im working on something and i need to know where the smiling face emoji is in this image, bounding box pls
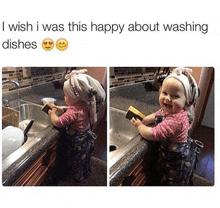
[42,38,54,51]
[56,38,68,51]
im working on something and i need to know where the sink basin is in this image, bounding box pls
[2,103,53,170]
[109,107,141,167]
[16,103,52,138]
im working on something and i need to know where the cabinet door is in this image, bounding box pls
[119,158,148,186]
[13,140,57,186]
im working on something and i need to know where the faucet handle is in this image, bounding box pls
[3,99,9,107]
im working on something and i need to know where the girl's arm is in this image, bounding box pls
[53,105,67,111]
[48,108,63,128]
[130,117,154,141]
[142,113,156,126]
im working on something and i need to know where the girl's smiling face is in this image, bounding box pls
[159,78,187,115]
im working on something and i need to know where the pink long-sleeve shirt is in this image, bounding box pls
[57,101,90,131]
[150,109,189,143]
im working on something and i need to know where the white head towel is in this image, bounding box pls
[164,67,199,124]
[165,67,199,106]
[64,69,106,125]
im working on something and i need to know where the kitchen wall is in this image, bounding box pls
[109,67,157,88]
[2,67,64,93]
[168,67,202,84]
[193,68,214,129]
[201,82,214,128]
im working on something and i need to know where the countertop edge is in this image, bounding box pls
[110,138,148,186]
[2,126,60,186]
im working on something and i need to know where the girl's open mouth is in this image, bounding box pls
[164,103,172,109]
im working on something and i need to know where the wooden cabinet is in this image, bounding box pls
[118,157,149,186]
[117,144,157,186]
[12,140,57,186]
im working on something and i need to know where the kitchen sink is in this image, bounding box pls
[16,103,52,138]
[2,102,54,170]
[109,107,141,167]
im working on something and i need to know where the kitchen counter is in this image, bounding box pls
[110,83,160,185]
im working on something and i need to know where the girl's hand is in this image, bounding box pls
[130,117,142,128]
[131,117,154,140]
[48,107,57,116]
[48,108,62,128]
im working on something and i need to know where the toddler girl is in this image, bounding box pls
[131,68,203,185]
[48,69,105,182]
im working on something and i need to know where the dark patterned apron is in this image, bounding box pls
[151,115,203,186]
[152,137,203,185]
[63,128,96,182]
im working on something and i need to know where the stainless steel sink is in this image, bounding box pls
[17,103,52,138]
[2,103,53,170]
[109,107,141,167]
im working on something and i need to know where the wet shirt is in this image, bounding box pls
[151,109,189,143]
[57,101,90,131]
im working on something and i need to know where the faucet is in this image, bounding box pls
[2,80,21,89]
[2,80,21,107]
